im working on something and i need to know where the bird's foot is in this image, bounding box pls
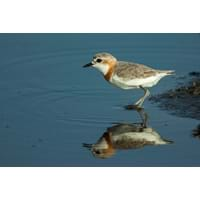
[124,104,143,111]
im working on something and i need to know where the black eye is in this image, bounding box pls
[95,150,101,154]
[96,59,102,63]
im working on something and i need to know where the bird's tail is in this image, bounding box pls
[163,138,174,144]
[159,70,175,76]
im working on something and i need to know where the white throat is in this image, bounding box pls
[93,63,109,75]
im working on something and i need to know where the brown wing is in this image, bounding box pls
[114,61,158,80]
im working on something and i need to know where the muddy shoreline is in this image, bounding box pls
[149,72,200,120]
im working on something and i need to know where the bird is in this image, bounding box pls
[83,52,174,108]
[83,108,173,159]
[83,122,173,159]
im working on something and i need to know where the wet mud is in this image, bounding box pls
[150,72,200,120]
[193,124,200,139]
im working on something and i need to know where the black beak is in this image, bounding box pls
[82,143,92,150]
[83,62,93,68]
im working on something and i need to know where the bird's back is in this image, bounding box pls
[114,61,158,81]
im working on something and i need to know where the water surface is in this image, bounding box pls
[0,34,200,166]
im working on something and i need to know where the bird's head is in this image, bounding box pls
[83,131,116,159]
[83,52,117,75]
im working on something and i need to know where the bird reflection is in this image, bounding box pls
[83,108,173,159]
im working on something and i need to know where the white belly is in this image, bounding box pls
[110,74,165,89]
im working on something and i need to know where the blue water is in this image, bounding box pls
[0,34,200,166]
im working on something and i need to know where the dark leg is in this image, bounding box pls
[137,107,148,128]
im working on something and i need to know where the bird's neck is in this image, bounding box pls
[102,132,115,154]
[104,62,116,81]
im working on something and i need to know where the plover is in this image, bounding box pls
[83,122,172,159]
[83,52,174,108]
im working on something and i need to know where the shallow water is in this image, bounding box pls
[0,33,200,166]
